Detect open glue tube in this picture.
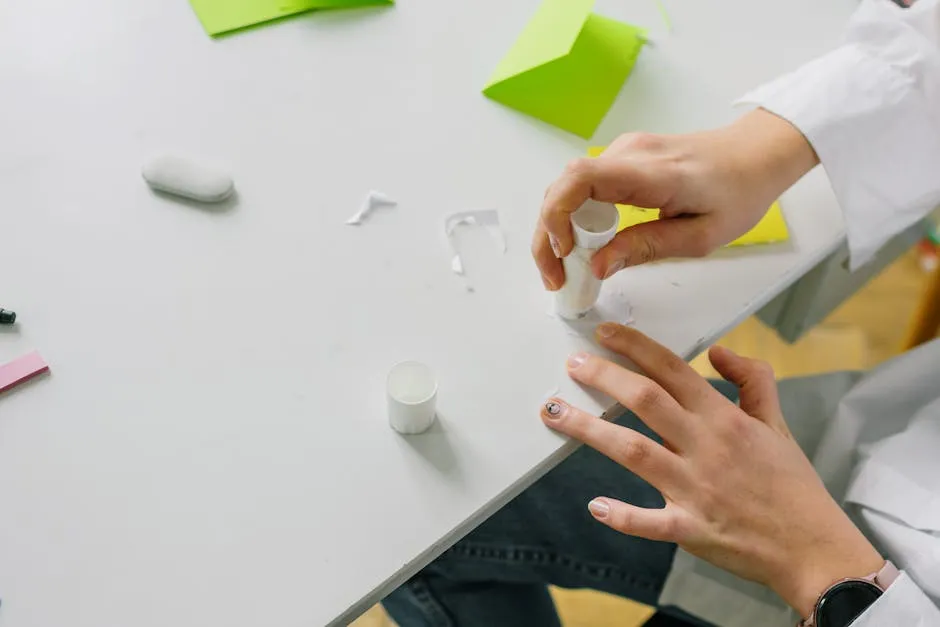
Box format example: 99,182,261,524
554,200,620,319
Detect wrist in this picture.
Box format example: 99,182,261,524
725,108,820,200
771,532,885,618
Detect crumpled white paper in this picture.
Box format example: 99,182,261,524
345,190,397,226
444,210,506,288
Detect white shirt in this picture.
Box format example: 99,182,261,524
658,0,940,624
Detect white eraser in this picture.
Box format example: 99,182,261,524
142,156,234,203
387,361,438,434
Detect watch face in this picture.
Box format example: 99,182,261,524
816,580,883,627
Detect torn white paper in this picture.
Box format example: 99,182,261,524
444,210,505,287
346,190,397,226
548,287,635,338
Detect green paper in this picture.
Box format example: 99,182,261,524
483,0,646,139
190,0,394,37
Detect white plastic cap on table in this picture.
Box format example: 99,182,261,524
386,361,438,434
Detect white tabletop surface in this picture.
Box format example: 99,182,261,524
0,0,857,625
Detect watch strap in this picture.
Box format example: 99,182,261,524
797,561,898,627
872,560,900,590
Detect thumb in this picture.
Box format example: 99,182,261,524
708,346,789,433
590,215,716,279
588,497,685,543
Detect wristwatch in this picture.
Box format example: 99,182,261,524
798,561,900,627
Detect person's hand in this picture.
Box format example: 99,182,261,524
540,323,884,618
533,109,819,290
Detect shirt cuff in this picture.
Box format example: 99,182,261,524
737,45,940,269
847,572,940,626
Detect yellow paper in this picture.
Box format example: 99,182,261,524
587,146,789,246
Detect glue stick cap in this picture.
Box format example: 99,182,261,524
570,200,620,250
387,361,438,434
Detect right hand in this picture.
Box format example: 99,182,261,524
533,109,819,290
541,324,885,618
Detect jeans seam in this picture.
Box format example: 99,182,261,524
444,542,660,591
404,577,456,627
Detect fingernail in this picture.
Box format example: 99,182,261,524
543,400,567,421
603,259,625,279
588,498,610,519
597,323,619,338
549,234,562,258
567,352,588,369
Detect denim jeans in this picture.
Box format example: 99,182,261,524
381,382,739,627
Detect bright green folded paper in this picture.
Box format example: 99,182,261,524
190,0,394,37
482,0,646,139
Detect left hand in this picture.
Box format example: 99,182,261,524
541,323,884,617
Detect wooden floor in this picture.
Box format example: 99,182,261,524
352,250,933,627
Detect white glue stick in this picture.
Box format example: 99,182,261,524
554,200,620,319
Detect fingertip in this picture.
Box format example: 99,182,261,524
708,344,732,361
588,497,611,520
541,398,568,423
541,273,559,291
590,251,608,279
548,231,573,259
541,164,593,253
566,352,590,373
707,346,725,371
548,233,563,258
533,229,566,290
590,247,626,280
542,262,565,291
595,322,623,341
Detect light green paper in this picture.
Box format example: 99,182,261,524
483,0,646,139
190,0,394,37
654,0,673,33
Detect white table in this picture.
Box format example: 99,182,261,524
0,0,858,624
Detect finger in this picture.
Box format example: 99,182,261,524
708,346,787,431
588,497,687,543
593,324,717,412
541,399,688,494
540,158,643,258
564,353,697,448
590,215,718,279
531,221,564,291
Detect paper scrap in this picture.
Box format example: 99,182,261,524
0,351,50,395
444,210,505,286
189,0,394,37
587,147,789,246
346,190,397,226
654,0,672,33
549,287,635,338
482,0,646,138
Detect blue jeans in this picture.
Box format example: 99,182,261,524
382,382,739,626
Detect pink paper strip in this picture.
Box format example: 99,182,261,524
0,351,50,394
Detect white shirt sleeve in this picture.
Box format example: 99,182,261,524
739,0,940,269
850,572,940,626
